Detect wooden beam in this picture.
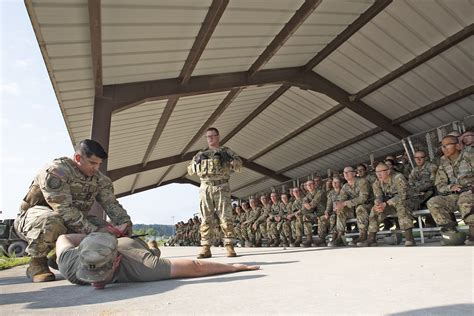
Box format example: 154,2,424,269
294,71,410,139
277,127,383,174
392,86,474,125
304,0,392,72
87,0,103,96
180,0,229,84
103,67,301,113
354,24,474,100
248,103,345,161
180,88,242,154
221,84,291,144
241,158,291,183
109,151,198,181
91,96,112,173
248,0,322,75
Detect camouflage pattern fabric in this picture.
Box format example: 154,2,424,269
339,178,371,232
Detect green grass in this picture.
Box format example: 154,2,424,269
0,255,30,270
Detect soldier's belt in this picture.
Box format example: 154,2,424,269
202,179,228,186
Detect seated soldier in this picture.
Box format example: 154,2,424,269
267,192,283,247
331,167,371,247
314,176,340,246
279,192,294,246
301,180,326,247
56,229,259,289
460,128,473,154
239,202,251,246
253,195,271,246
287,187,305,247
242,197,261,247
367,162,416,247
427,135,473,246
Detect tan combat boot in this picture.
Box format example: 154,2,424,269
356,230,368,247
197,245,212,259
367,232,378,247
465,226,474,246
294,236,302,247
271,236,280,247
225,243,237,257
328,232,344,247
404,228,416,247
27,257,55,282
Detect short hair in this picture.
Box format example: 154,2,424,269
356,164,367,171
442,135,459,144
75,139,108,159
206,127,219,135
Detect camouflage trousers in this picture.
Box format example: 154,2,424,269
256,222,268,242
295,214,313,237
246,222,259,241
14,206,106,257
336,205,370,233
279,220,293,240
368,201,414,233
427,192,474,227
198,183,235,246
317,214,336,238
267,220,283,240
234,224,242,241
240,222,251,241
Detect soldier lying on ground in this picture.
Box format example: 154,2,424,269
56,225,259,290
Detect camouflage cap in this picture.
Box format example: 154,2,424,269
76,232,118,283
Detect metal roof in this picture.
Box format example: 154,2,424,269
26,0,473,199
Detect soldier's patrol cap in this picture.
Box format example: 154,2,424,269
76,232,118,283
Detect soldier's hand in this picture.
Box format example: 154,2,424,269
122,222,133,236
303,202,311,210
450,184,462,192
324,212,329,220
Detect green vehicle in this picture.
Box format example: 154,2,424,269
0,219,28,257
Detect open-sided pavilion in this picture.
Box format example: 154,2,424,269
25,0,473,199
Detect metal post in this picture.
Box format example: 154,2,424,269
425,132,435,162
401,139,414,169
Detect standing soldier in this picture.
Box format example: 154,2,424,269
14,139,133,283
367,163,416,247
187,127,242,258
427,135,473,245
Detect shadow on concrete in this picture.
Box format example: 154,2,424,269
236,260,298,266
0,275,31,286
389,304,474,315
1,274,265,309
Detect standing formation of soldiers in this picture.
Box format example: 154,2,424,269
170,129,473,248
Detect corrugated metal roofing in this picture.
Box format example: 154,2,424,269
26,0,474,199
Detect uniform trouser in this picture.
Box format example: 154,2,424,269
336,205,370,233
427,192,474,227
318,214,336,238
234,224,242,241
267,221,279,240
246,222,258,241
256,222,267,241
240,223,250,241
280,220,293,240
368,201,414,233
199,183,235,246
295,214,313,237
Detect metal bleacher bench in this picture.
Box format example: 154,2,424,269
343,209,441,244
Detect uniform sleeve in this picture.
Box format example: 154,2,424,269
388,174,409,206
372,180,383,203
309,191,324,209
39,168,97,234
434,164,450,193
96,176,132,226
225,147,242,172
325,192,334,214
345,179,369,208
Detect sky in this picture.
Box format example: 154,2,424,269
0,1,200,225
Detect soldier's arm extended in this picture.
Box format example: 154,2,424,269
39,169,97,234
96,176,132,226
387,174,409,206
344,178,369,208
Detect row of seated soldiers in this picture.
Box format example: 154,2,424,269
170,131,473,247
235,132,473,247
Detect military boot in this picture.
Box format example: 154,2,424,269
367,232,378,247
294,236,302,247
356,230,368,247
197,245,212,259
302,234,313,247
465,226,474,246
281,236,289,247
441,228,466,246
27,257,55,283
225,243,237,257
271,236,280,247
404,228,416,247
313,234,327,247
328,232,344,247
267,238,274,247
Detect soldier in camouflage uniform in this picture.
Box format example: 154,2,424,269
367,163,416,247
280,192,294,246
356,164,377,187
286,187,305,247
331,167,371,247
461,129,473,154
243,197,261,247
187,127,242,258
239,202,251,245
267,192,283,247
301,180,326,247
427,135,473,245
14,139,133,282
253,195,271,246
315,177,340,246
